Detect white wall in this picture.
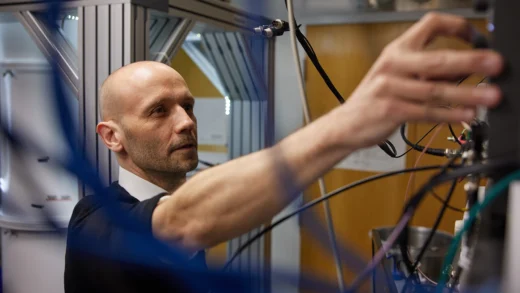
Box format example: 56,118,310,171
0,21,45,61
2,232,67,293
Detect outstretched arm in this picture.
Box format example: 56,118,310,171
152,13,504,252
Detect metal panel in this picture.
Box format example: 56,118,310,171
123,3,133,65
128,0,167,12
240,98,252,280
110,4,124,70
215,33,253,101
83,5,98,181
154,18,194,64
266,39,275,148
238,35,268,102
0,0,168,12
77,6,86,196
228,99,243,271
250,99,261,290
202,31,272,292
150,17,177,58
109,3,124,181
77,3,148,190
149,15,162,41
97,5,110,186
202,35,238,100
210,33,244,101
227,34,260,101
214,33,250,101
15,11,79,97
134,5,146,61
181,42,227,97
167,0,270,33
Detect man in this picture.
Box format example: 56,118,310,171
64,13,503,293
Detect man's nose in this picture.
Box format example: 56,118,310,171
173,106,196,134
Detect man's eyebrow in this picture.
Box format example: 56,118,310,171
141,96,170,113
180,95,195,104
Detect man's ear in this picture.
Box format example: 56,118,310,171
96,121,124,153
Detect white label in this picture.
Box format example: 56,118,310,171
335,128,407,172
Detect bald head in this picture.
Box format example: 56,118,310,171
99,61,186,121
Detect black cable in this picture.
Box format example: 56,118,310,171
395,123,440,158
430,190,465,213
401,178,459,293
397,158,517,277
413,179,458,271
296,30,345,104
399,155,460,286
400,124,446,157
223,164,458,271
283,1,402,158
449,124,462,145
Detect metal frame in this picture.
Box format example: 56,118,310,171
182,41,227,97
154,18,195,63
0,0,271,33
14,10,79,97
168,0,271,33
78,2,150,190
0,0,168,13
150,14,181,60
201,31,274,292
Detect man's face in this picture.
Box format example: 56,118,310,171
119,71,198,175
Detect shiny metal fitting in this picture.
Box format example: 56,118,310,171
272,19,285,30
464,181,478,192
445,149,459,158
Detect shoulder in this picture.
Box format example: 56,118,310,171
68,183,125,231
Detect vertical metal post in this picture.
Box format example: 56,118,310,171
78,3,149,196
203,31,272,292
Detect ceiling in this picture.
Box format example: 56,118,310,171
301,0,472,13
231,0,474,20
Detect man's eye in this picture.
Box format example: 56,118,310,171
152,106,166,114
183,104,194,112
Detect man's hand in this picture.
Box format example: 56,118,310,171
333,12,504,150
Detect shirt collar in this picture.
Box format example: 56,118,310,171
118,167,167,202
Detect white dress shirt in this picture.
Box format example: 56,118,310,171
118,166,170,202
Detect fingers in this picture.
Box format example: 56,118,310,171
398,12,474,48
380,50,503,78
375,76,502,108
391,100,476,123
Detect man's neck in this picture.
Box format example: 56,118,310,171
122,164,186,194
146,171,186,194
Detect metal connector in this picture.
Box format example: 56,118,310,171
445,149,459,158
464,181,478,193
272,19,286,30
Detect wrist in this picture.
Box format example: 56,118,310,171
324,106,363,153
